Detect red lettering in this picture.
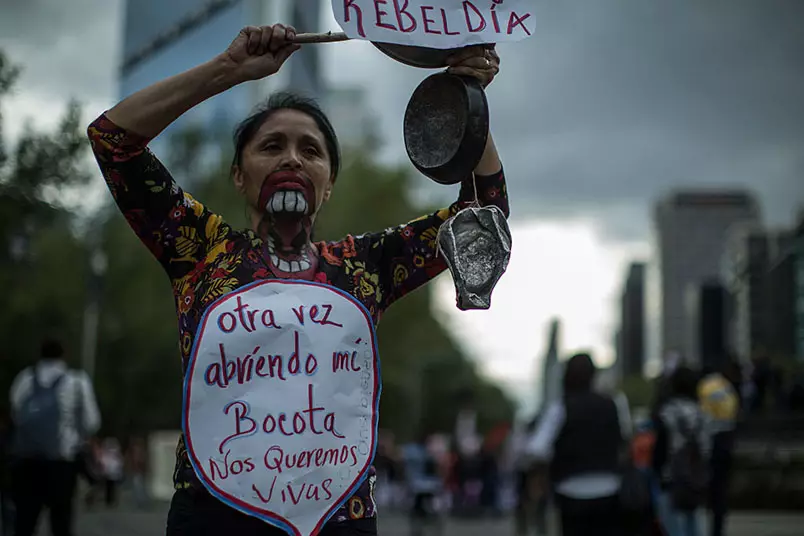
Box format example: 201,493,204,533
288,332,301,375
233,296,254,332
463,1,485,32
507,11,532,35
292,305,305,324
219,401,256,453
278,413,294,436
302,383,325,435
491,9,500,33
420,6,441,34
253,476,277,502
322,478,333,500
393,0,416,32
261,309,281,329
209,450,230,481
343,0,366,37
373,0,396,30
286,482,305,505
441,8,459,35
315,304,343,327
217,312,236,333
350,352,362,372
305,354,318,375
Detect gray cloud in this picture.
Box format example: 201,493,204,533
2,0,803,240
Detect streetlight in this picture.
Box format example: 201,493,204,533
81,249,107,380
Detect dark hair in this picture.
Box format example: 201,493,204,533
670,366,699,400
231,92,341,180
563,352,596,395
40,338,64,360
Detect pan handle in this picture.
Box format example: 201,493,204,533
292,31,350,44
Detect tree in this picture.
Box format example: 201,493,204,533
0,51,92,412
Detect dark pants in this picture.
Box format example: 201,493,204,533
556,494,622,536
166,488,377,536
514,470,547,536
709,432,734,536
12,459,76,536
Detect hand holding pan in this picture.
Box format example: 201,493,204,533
293,33,498,185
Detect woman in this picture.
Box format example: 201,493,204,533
525,353,630,536
87,24,507,535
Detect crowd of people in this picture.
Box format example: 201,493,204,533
367,352,745,536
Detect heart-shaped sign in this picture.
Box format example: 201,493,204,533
183,280,381,536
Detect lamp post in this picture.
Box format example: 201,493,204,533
81,249,107,381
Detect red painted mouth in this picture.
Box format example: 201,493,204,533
258,171,316,214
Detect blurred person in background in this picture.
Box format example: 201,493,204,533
86,22,507,536
510,415,548,536
402,434,444,536
525,353,630,536
699,362,740,536
8,338,100,536
126,436,149,510
99,438,123,508
652,366,712,536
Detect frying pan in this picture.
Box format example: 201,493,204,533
295,32,491,184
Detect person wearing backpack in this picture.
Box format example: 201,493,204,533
8,339,101,536
652,366,712,536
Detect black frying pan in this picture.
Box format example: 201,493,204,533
294,33,491,184
403,73,489,185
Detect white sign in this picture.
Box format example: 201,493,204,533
183,280,381,536
332,0,536,49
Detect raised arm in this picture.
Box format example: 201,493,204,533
363,45,507,314
369,134,508,313
87,25,299,277
105,25,299,139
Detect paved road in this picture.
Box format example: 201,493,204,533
31,503,804,536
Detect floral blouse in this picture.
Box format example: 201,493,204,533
87,113,509,526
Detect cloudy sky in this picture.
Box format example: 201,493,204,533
2,0,803,410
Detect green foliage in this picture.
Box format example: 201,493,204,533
0,52,91,412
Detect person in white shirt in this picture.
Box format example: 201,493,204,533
525,353,631,536
8,338,101,536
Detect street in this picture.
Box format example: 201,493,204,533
33,502,804,536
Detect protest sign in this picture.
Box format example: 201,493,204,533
332,0,536,49
183,280,381,536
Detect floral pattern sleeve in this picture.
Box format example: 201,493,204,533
87,113,230,280
366,169,508,316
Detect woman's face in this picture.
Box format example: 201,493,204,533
233,109,334,226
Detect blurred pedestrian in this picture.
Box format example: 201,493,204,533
652,366,712,536
8,338,100,536
526,353,630,536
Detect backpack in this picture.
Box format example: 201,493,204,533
669,412,709,511
13,370,68,460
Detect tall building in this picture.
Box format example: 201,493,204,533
119,0,374,171
720,223,772,362
619,262,646,377
120,0,324,146
684,281,728,369
654,191,760,364
539,318,562,411
767,230,798,359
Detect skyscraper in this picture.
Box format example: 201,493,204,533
654,191,760,365
619,262,646,377
120,0,322,145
